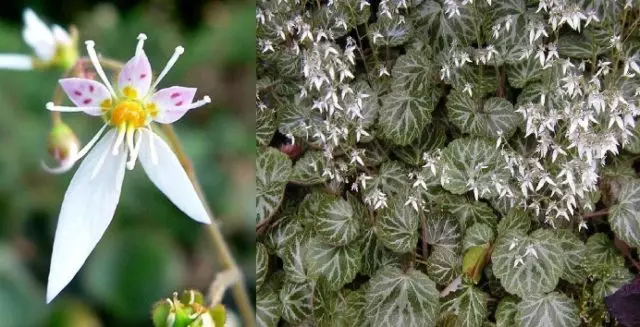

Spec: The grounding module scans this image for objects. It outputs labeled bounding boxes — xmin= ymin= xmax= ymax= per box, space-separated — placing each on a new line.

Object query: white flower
xmin=524 ymin=244 xmax=538 ymax=259
xmin=365 ymin=189 xmax=388 ymax=210
xmin=45 ymin=34 xmax=211 ymax=303
xmin=578 ymin=220 xmax=588 ymax=231
xmin=513 ymin=255 xmax=525 ymax=268
xmin=462 ymin=83 xmax=473 ymax=96
xmin=509 ymin=238 xmax=519 ymax=251
xmin=0 ymin=9 xmax=76 ymax=70
xmin=404 ymin=195 xmax=422 ymax=212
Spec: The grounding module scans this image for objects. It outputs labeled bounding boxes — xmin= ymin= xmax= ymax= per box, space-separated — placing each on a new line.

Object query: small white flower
xmin=584 ymin=9 xmax=599 ymax=27
xmin=365 ymin=189 xmax=388 ymax=210
xmin=379 ymin=66 xmax=390 ymax=77
xmin=358 ymin=173 xmax=373 ymax=190
xmin=46 ymin=35 xmax=211 ymax=303
xmin=349 ymin=149 xmax=365 ymax=166
xmin=509 ymin=238 xmax=519 ymax=251
xmin=404 ymin=195 xmax=422 ymax=212
xmin=513 ymin=255 xmax=525 ymax=268
xmin=524 ymin=244 xmax=538 ymax=259
xmin=462 ymin=83 xmax=473 ymax=96
xmin=355 ymin=125 xmax=370 ymax=142
xmin=0 ymin=9 xmax=76 ymax=70
xmin=492 ymin=24 xmax=501 ymax=39
xmin=578 ymin=220 xmax=588 ymax=231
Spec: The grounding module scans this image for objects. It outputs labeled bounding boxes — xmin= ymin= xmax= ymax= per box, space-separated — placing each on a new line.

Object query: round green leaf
xmin=507 ymin=55 xmax=544 ymax=88
xmin=257 ymin=242 xmax=269 ymax=290
xmin=391 ymin=50 xmax=436 ymax=93
xmin=257 ymin=286 xmax=281 ymax=327
xmin=257 ymin=107 xmax=277 ymax=146
xmin=440 ymin=284 xmax=489 ymax=327
xmin=365 ymin=267 xmax=440 ymax=327
xmin=264 ymin=215 xmax=304 ymax=257
xmin=316 ymin=197 xmax=362 ymax=246
xmin=425 ymin=212 xmax=462 ymax=253
xmin=392 ymin=124 xmax=446 ymax=166
xmin=441 ymin=195 xmax=498 ymax=230
xmin=257 ymin=148 xmax=292 ymax=223
xmin=609 ymin=178 xmax=640 ymax=248
xmin=555 ymin=230 xmax=587 ymax=284
xmin=497 ymin=208 xmax=531 ymax=237
xmin=427 ymin=246 xmax=461 ymax=285
xmin=440 ymin=138 xmax=508 ymax=199
xmin=462 ymin=223 xmax=495 ymax=252
xmin=290 ymin=151 xmax=327 ymax=185
xmin=304 ymin=236 xmax=361 ymax=290
xmin=447 ymin=91 xmax=520 ymax=139
xmin=361 ymin=228 xmax=402 ymax=276
xmin=345 ymin=286 xmax=370 ymax=327
xmin=495 ymin=297 xmax=519 ymax=327
xmin=280 ymin=281 xmax=312 ymax=324
xmin=378 ymin=87 xmax=441 ymax=146
xmin=582 ymin=233 xmax=626 ymax=278
xmin=491 ymin=229 xmax=565 ymax=297
xmin=281 ymin=231 xmax=312 ymax=284
xmin=515 ymin=292 xmax=580 ymax=327
xmin=592 ymin=265 xmax=634 ymax=299
xmin=375 ymin=198 xmax=420 ymax=253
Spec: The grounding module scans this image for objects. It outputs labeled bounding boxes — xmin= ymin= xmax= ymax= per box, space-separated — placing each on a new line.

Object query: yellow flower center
xmin=107 ymin=100 xmax=147 ymax=129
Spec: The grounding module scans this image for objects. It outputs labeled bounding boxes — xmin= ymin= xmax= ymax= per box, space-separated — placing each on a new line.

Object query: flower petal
xmin=46 ymin=129 xmax=126 ymax=303
xmin=22 ymin=9 xmax=55 ymax=60
xmin=138 ymin=129 xmax=211 ymax=224
xmin=52 ymin=24 xmax=71 ymax=45
xmin=149 ymin=87 xmax=197 ymax=124
xmin=117 ymin=52 xmax=152 ymax=99
xmin=59 ymin=78 xmax=111 ymax=116
xmin=0 ymin=54 xmax=33 ymax=70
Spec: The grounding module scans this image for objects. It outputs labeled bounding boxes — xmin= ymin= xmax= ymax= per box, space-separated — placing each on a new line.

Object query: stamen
xmin=147 ymin=128 xmax=158 ymax=165
xmin=126 ymin=130 xmax=143 ymax=170
xmin=85 ymin=40 xmax=117 ymax=98
xmin=76 ymin=124 xmax=108 ymax=160
xmin=183 ymin=96 xmax=212 ymax=110
xmin=112 ymin=123 xmax=126 ymax=155
xmin=136 ymin=33 xmax=147 ymax=56
xmin=126 ymin=125 xmax=136 ymax=154
xmin=150 ymin=46 xmax=185 ymax=91
xmin=46 ymin=102 xmax=102 ymax=112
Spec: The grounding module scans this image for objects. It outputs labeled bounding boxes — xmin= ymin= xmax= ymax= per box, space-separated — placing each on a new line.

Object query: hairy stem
xmin=161 ymin=124 xmax=256 ymax=327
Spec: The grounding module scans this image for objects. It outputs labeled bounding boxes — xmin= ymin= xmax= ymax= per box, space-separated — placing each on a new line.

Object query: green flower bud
xmin=209 ymin=304 xmax=226 ymax=327
xmin=43 ymin=121 xmax=80 ymax=174
xmin=152 ymin=291 xmax=225 ymax=327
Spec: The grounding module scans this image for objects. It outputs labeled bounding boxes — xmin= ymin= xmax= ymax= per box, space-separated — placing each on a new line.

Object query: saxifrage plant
xmin=256 ymin=0 xmax=640 ymax=326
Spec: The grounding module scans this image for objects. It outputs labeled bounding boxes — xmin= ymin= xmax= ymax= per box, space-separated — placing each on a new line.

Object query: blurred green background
xmin=0 ymin=1 xmax=255 ymax=326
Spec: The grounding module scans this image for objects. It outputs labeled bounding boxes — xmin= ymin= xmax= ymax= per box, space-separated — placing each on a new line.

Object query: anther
xmin=136 ymin=33 xmax=148 ymax=56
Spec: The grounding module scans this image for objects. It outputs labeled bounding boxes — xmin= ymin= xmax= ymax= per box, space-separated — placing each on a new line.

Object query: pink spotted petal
xmin=149 ymin=87 xmax=197 ymax=124
xmin=59 ymin=78 xmax=111 ymax=116
xmin=117 ymin=52 xmax=152 ymax=99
